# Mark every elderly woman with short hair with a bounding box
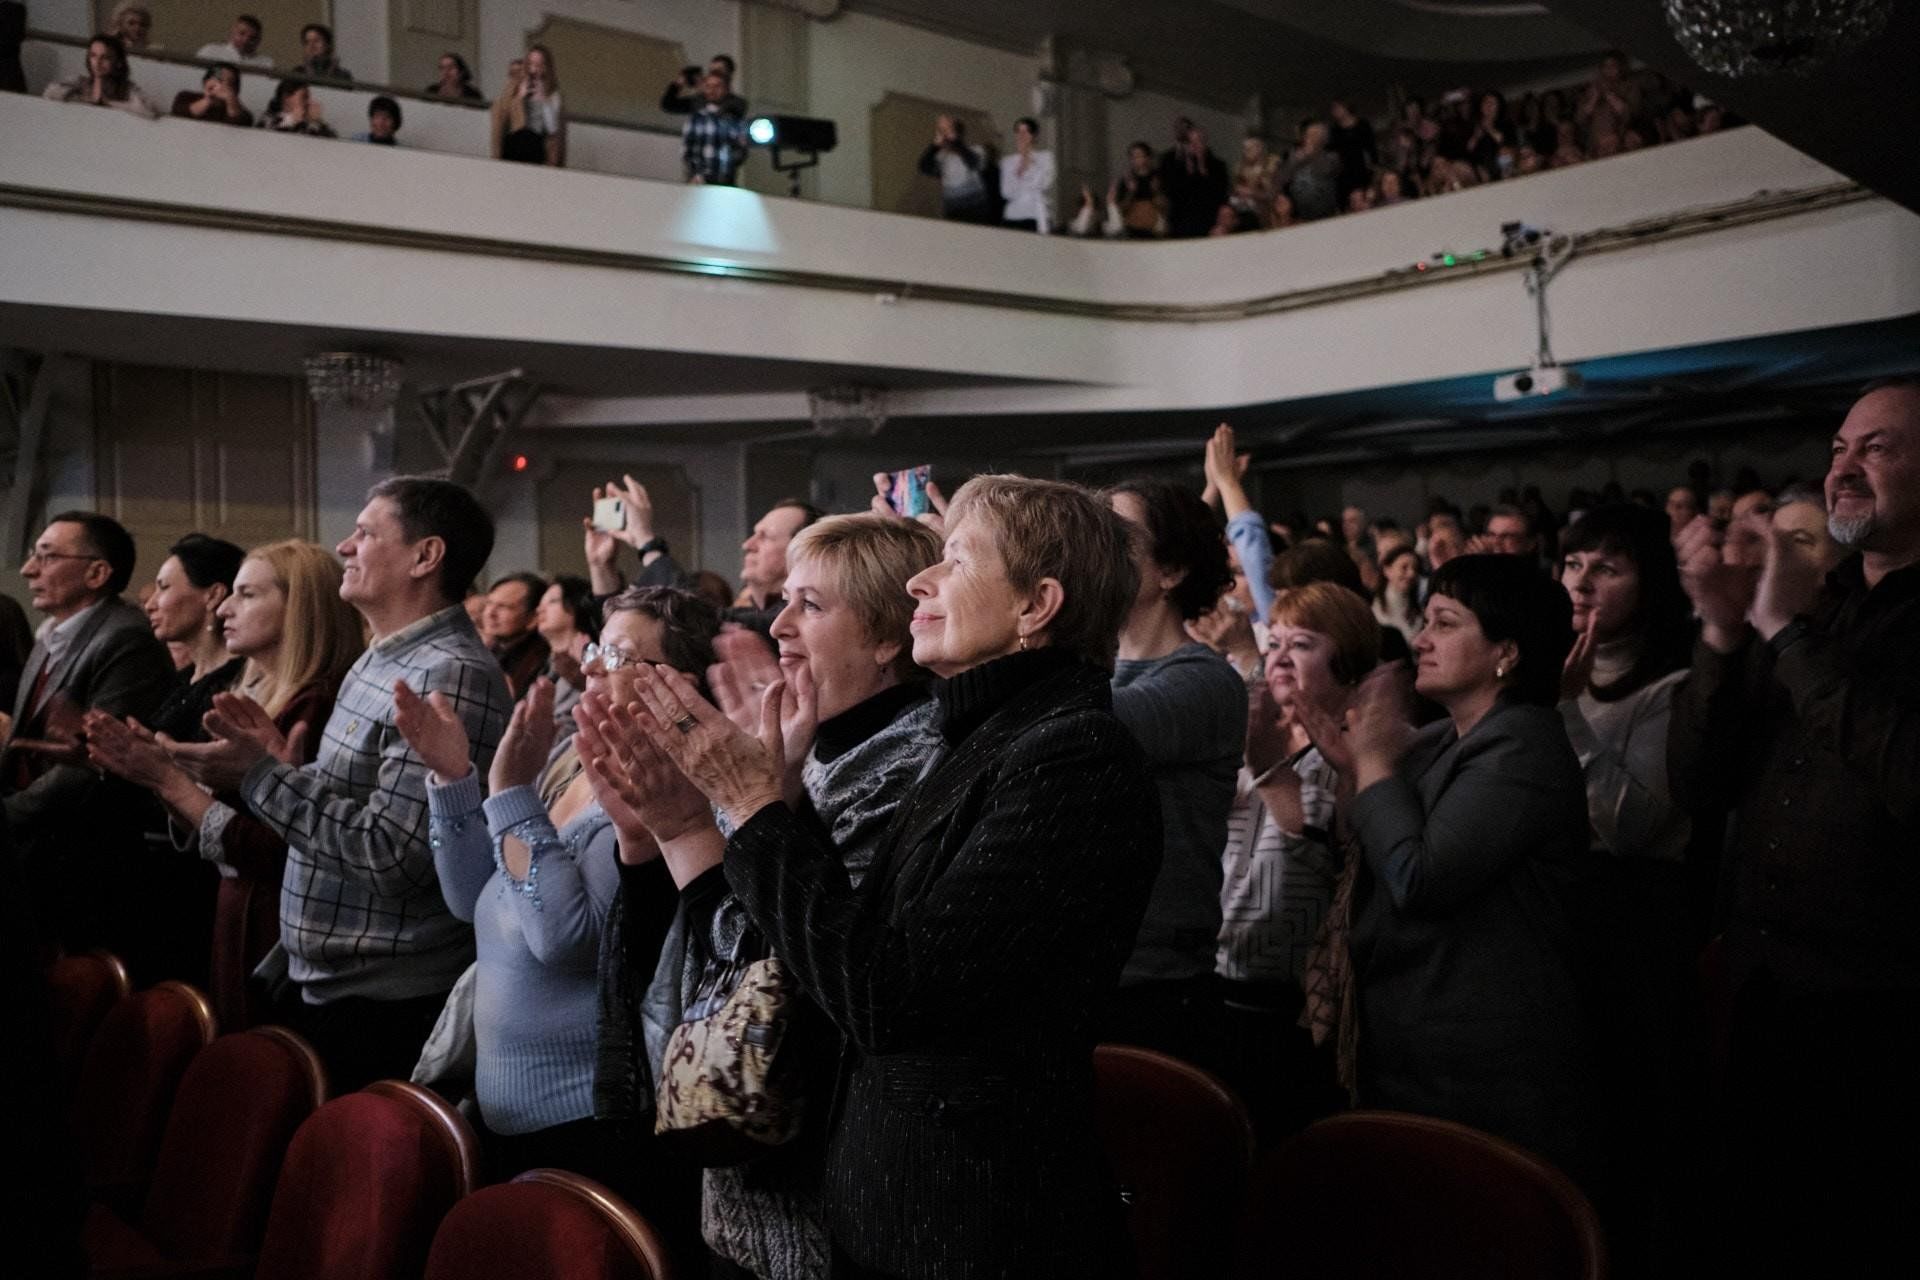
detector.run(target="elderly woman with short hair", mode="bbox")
[586,513,944,1280]
[582,477,1160,1279]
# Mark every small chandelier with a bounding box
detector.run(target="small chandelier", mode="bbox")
[1663,0,1894,77]
[808,384,888,439]
[303,352,404,410]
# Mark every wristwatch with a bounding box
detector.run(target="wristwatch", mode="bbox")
[635,538,669,559]
[1766,616,1812,656]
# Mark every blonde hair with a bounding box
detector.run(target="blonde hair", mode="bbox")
[789,514,944,679]
[944,474,1138,670]
[239,540,365,718]
[1269,582,1381,685]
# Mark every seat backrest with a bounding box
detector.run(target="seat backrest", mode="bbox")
[69,979,217,1193]
[139,1026,329,1264]
[254,1080,479,1280]
[424,1169,677,1280]
[1093,1043,1257,1280]
[45,948,131,1082]
[1236,1110,1607,1280]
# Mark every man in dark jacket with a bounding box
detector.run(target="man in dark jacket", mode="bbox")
[5,511,174,946]
[1160,122,1229,238]
[1669,377,1920,1274]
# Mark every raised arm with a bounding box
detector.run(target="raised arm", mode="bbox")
[481,785,623,967]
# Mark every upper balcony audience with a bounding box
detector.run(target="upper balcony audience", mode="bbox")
[918,114,996,224]
[171,62,251,127]
[43,33,159,119]
[492,45,565,167]
[106,1,151,52]
[257,77,333,137]
[352,95,402,145]
[195,13,270,70]
[294,22,351,82]
[681,67,750,186]
[661,53,745,118]
[424,50,482,101]
[998,117,1055,234]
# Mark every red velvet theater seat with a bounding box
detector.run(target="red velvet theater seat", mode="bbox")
[253,1080,479,1280]
[83,1026,328,1278]
[424,1169,678,1280]
[70,980,217,1204]
[1093,1043,1257,1280]
[1232,1110,1607,1280]
[46,949,131,1087]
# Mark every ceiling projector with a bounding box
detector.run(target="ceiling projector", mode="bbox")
[1494,364,1582,402]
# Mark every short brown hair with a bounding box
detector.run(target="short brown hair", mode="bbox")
[945,474,1137,670]
[604,586,722,696]
[789,514,943,679]
[1269,582,1381,685]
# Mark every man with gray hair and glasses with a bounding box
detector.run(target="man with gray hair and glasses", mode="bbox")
[1666,377,1920,1274]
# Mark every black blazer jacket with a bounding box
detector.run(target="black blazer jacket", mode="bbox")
[1346,699,1595,1172]
[725,652,1162,1279]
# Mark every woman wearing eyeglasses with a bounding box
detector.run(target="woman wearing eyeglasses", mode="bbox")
[396,586,721,1207]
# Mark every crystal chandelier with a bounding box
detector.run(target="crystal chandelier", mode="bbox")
[808,384,888,439]
[1663,0,1893,77]
[303,352,405,410]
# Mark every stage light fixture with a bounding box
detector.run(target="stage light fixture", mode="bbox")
[747,115,839,196]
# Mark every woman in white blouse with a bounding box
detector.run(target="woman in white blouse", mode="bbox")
[999,116,1056,233]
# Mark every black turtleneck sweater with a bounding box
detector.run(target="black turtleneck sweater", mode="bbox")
[721,647,1162,1278]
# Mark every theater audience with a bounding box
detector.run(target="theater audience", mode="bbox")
[918,115,995,224]
[1205,423,1277,626]
[584,474,687,599]
[161,477,511,1092]
[682,68,750,185]
[1304,555,1591,1172]
[1231,135,1279,221]
[1218,583,1378,1136]
[998,117,1054,233]
[406,586,716,1200]
[1474,503,1541,561]
[1113,141,1169,237]
[257,78,334,136]
[661,54,744,118]
[483,572,550,700]
[493,45,564,166]
[533,574,597,732]
[603,474,1157,1277]
[294,23,350,81]
[732,498,825,636]
[195,14,270,70]
[1769,485,1846,578]
[1669,379,1920,1273]
[425,51,482,101]
[1327,99,1376,205]
[1665,484,1702,535]
[107,2,152,52]
[172,62,251,126]
[6,513,174,958]
[88,540,360,1028]
[585,514,944,1279]
[352,95,402,145]
[1161,121,1229,238]
[1102,479,1245,1066]
[1373,543,1423,641]
[1277,119,1341,221]
[43,34,160,118]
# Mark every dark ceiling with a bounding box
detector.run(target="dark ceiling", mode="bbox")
[1538,0,1920,214]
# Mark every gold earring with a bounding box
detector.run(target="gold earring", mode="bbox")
[1495,662,1509,679]
[1018,632,1029,652]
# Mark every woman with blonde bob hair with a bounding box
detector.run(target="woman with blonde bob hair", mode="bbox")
[87,539,364,1026]
[620,513,948,1278]
[576,475,1162,1277]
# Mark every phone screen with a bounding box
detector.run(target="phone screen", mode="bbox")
[888,466,932,519]
[593,497,627,533]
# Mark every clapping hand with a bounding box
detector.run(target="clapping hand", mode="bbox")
[709,628,783,734]
[84,711,182,791]
[165,692,304,791]
[573,687,714,856]
[1561,614,1599,702]
[393,679,473,783]
[1748,516,1823,642]
[489,678,557,795]
[627,663,784,828]
[1675,514,1759,652]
